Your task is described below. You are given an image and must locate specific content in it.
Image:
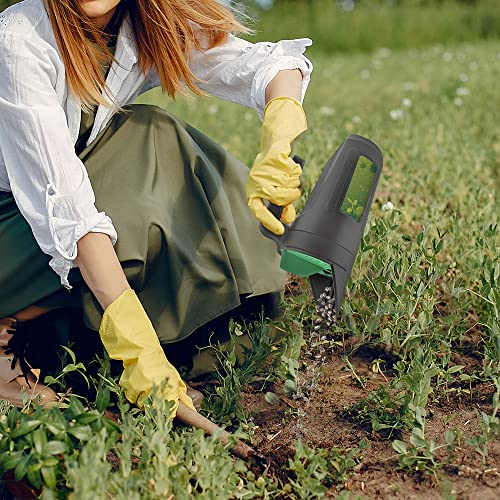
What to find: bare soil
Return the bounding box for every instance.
[239,358,499,498]
[232,278,500,499]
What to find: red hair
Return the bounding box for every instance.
[44,0,250,111]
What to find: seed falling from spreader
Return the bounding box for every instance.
[314,284,337,330]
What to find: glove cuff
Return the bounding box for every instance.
[99,288,160,360]
[263,96,303,117]
[261,96,307,147]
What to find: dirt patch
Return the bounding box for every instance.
[237,334,500,499]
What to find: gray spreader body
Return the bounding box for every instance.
[260,134,384,321]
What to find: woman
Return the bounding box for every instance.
[0,0,312,418]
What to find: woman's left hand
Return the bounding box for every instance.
[99,288,196,419]
[246,97,307,236]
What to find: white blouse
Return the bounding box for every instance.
[0,0,313,291]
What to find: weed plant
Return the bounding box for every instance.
[286,439,368,498]
[201,310,303,424]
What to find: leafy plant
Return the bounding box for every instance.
[391,403,460,482]
[342,346,447,442]
[342,211,450,360]
[200,314,275,423]
[287,439,368,498]
[392,423,457,481]
[0,395,120,493]
[44,345,90,393]
[201,309,303,423]
[393,346,441,425]
[339,385,408,439]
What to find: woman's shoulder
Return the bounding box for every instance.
[0,0,53,45]
[0,1,59,61]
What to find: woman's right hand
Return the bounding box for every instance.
[98,288,196,419]
[246,96,307,236]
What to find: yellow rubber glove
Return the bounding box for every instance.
[98,288,196,419]
[246,96,307,235]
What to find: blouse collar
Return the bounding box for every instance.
[118,12,138,66]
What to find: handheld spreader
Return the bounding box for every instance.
[260,134,383,328]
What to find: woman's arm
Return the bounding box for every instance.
[0,33,118,293]
[265,69,303,104]
[75,232,131,311]
[182,33,313,121]
[75,231,196,417]
[76,70,305,312]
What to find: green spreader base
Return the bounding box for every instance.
[280,249,332,278]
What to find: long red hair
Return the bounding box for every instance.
[43,0,250,111]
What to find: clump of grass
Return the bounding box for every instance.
[200,308,303,424]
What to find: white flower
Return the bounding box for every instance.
[390,109,404,120]
[469,62,478,71]
[353,115,361,123]
[454,97,463,106]
[244,111,253,122]
[340,0,355,12]
[320,106,335,116]
[208,104,219,115]
[360,69,370,79]
[459,73,469,82]
[382,201,394,212]
[442,52,453,62]
[402,98,412,108]
[456,87,470,96]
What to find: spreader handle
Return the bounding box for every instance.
[259,155,305,251]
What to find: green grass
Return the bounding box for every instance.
[246,0,500,54]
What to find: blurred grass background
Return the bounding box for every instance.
[245,0,500,54]
[1,0,500,55]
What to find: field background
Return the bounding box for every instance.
[1,0,499,498]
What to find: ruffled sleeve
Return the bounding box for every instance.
[188,33,313,120]
[0,32,118,291]
[44,181,118,290]
[142,29,314,121]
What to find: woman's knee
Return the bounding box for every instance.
[10,304,54,322]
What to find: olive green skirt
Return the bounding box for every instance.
[0,104,287,351]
